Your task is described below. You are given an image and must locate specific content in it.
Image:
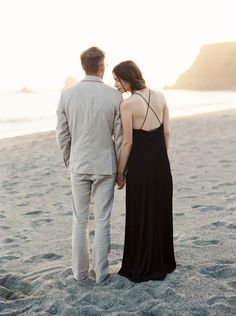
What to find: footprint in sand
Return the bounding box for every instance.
[176,263,193,272]
[2,229,32,245]
[206,191,225,196]
[0,225,10,230]
[61,211,72,216]
[16,202,28,207]
[180,236,198,243]
[207,295,236,310]
[178,195,198,200]
[192,205,224,212]
[25,253,63,263]
[2,237,16,244]
[228,281,236,289]
[190,175,198,179]
[217,181,236,187]
[189,307,210,315]
[0,255,19,262]
[201,221,227,229]
[24,210,45,216]
[219,159,232,164]
[227,207,236,213]
[14,229,32,241]
[25,192,44,198]
[0,284,16,300]
[216,259,234,265]
[177,187,192,192]
[179,236,221,247]
[192,239,220,247]
[174,212,185,217]
[200,264,236,279]
[0,211,6,219]
[227,222,236,229]
[31,218,54,227]
[0,273,31,300]
[196,164,205,168]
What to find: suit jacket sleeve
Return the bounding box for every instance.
[113,97,123,165]
[56,92,71,168]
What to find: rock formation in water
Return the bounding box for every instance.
[170,42,236,90]
[19,86,33,93]
[62,76,78,89]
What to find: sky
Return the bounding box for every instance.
[0,0,235,91]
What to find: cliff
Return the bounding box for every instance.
[18,86,33,93]
[62,76,78,90]
[170,42,236,90]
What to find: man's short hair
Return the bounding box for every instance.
[80,47,105,74]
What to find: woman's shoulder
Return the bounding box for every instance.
[150,88,164,97]
[150,89,167,105]
[120,94,138,106]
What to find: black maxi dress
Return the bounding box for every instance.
[118,90,176,282]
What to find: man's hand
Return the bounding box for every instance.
[116,172,126,189]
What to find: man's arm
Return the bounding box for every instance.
[113,97,123,165]
[56,92,71,167]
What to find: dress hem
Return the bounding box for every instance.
[118,267,176,283]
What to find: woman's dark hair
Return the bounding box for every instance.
[112,60,146,92]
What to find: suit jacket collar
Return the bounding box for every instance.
[82,75,103,83]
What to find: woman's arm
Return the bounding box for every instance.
[163,103,170,151]
[116,100,133,188]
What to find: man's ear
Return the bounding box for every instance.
[99,63,105,73]
[97,63,105,78]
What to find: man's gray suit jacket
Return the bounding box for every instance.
[56,76,123,175]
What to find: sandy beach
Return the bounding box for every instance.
[0,109,236,315]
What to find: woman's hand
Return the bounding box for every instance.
[116,172,126,189]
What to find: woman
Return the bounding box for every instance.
[113,60,176,282]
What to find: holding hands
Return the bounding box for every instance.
[116,172,126,189]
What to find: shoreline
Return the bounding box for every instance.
[0,108,236,315]
[1,107,236,143]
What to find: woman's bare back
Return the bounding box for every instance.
[127,89,165,131]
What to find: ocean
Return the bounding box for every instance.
[0,89,236,139]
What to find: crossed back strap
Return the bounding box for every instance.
[133,90,162,129]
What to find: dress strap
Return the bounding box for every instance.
[139,89,150,130]
[133,90,162,129]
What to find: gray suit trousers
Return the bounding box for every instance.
[71,172,116,283]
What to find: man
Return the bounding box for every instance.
[56,47,122,283]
